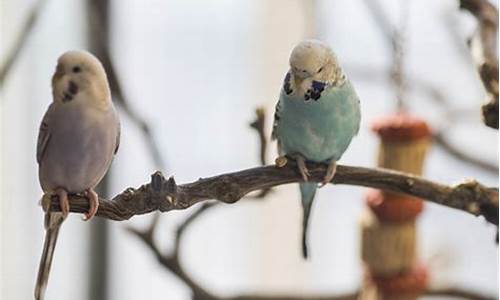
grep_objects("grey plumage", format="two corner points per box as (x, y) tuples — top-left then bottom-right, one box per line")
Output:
(35, 50), (120, 300)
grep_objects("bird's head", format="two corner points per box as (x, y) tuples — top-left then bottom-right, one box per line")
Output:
(289, 40), (342, 86)
(51, 50), (111, 109)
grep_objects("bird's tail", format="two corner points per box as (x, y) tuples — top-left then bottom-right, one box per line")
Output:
(299, 182), (317, 259)
(35, 212), (65, 300)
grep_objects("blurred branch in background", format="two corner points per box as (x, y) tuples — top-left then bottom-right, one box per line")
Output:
(129, 216), (497, 300)
(357, 0), (499, 130)
(362, 0), (409, 110)
(87, 0), (168, 298)
(86, 0), (112, 299)
(442, 10), (476, 62)
(459, 0), (499, 129)
(348, 63), (498, 175)
(0, 0), (48, 85)
(351, 0), (499, 174)
(248, 107), (272, 198)
(127, 108), (273, 300)
(88, 0), (167, 170)
(433, 132), (498, 173)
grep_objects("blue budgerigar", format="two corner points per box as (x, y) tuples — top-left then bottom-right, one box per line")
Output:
(272, 40), (361, 258)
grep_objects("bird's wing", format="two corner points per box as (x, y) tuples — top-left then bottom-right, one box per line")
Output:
(271, 98), (282, 141)
(36, 104), (55, 164)
(346, 81), (361, 135)
(354, 99), (361, 135)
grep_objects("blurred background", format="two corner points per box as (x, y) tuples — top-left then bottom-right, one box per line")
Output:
(1, 0), (498, 299)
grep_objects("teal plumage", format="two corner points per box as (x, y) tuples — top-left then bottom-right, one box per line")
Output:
(272, 40), (361, 258)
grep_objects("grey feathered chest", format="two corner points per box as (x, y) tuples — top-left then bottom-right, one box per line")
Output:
(38, 103), (119, 193)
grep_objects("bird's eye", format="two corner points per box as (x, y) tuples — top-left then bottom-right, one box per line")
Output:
(72, 66), (82, 73)
(317, 67), (323, 73)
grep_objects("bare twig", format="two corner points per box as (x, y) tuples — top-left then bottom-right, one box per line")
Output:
(87, 0), (166, 169)
(459, 0), (499, 129)
(250, 107), (268, 166)
(129, 202), (357, 300)
(126, 108), (273, 299)
(361, 0), (395, 45)
(127, 224), (215, 300)
(86, 1), (113, 298)
(47, 163), (498, 225)
(362, 0), (410, 110)
(129, 221), (360, 300)
(0, 0), (49, 85)
(434, 133), (498, 174)
(249, 107), (272, 198)
(172, 201), (217, 256)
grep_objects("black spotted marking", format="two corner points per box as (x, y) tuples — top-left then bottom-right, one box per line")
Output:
(62, 92), (73, 103)
(68, 81), (79, 95)
(312, 80), (326, 92)
(271, 100), (281, 140)
(304, 80), (326, 101)
(283, 72), (293, 95)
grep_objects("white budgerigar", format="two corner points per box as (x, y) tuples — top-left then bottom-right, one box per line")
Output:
(35, 50), (120, 299)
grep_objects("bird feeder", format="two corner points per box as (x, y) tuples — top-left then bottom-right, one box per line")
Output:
(360, 112), (432, 300)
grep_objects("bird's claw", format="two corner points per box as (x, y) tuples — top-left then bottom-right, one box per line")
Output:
(55, 188), (70, 219)
(83, 189), (99, 221)
(296, 156), (310, 182)
(319, 161), (337, 188)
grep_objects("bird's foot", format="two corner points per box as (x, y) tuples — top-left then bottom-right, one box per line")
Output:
(319, 160), (337, 188)
(55, 188), (70, 219)
(83, 189), (99, 221)
(275, 156), (288, 167)
(295, 155), (310, 182)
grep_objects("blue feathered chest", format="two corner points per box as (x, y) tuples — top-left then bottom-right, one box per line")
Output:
(274, 79), (361, 162)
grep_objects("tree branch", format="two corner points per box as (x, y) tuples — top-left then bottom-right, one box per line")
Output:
(47, 163), (498, 225)
(460, 0), (499, 129)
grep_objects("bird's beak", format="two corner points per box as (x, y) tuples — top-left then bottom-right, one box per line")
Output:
(296, 71), (312, 79)
(292, 70), (312, 90)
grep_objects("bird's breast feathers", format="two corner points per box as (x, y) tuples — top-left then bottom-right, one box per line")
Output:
(275, 79), (361, 162)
